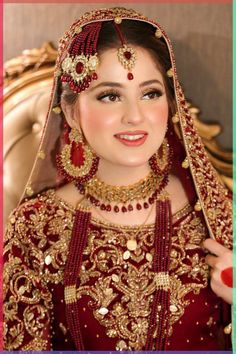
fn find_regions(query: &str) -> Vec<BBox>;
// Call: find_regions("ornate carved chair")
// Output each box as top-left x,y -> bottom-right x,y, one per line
3,42 -> 233,227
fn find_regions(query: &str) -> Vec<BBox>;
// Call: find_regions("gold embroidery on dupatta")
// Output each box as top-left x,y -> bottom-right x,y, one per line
173,81 -> 232,246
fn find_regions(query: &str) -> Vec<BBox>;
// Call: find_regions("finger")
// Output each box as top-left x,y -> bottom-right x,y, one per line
203,238 -> 227,257
205,254 -> 217,268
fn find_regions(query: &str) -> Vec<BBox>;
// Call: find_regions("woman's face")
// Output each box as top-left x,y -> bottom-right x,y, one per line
71,46 -> 169,169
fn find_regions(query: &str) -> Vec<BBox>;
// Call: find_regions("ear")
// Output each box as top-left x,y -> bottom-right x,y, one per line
61,99 -> 81,131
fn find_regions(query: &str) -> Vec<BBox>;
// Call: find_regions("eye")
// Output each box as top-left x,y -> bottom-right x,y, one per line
142,89 -> 163,100
97,91 -> 121,103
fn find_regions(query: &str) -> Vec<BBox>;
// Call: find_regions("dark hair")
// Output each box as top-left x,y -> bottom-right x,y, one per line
61,20 -> 176,116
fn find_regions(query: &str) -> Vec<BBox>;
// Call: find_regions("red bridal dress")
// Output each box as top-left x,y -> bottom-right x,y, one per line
3,189 -> 231,351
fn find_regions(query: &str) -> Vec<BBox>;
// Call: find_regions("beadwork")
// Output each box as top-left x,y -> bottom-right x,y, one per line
60,22 -> 102,93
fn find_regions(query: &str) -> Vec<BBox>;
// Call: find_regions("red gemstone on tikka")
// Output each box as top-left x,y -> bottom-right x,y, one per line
75,62 -> 84,74
144,202 -> 149,209
127,72 -> 134,80
124,51 -> 132,60
106,205 -> 112,212
136,203 -> 142,210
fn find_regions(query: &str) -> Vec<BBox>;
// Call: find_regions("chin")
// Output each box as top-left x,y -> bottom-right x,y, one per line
99,152 -> 153,169
116,157 -> 151,168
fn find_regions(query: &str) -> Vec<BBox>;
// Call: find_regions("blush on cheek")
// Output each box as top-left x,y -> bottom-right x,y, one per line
152,106 -> 169,128
81,106 -> 120,138
79,103 -> 104,136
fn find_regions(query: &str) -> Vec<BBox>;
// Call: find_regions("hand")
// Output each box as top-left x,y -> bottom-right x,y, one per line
203,238 -> 233,304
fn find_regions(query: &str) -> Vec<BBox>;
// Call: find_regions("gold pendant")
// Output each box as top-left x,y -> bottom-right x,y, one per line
126,239 -> 137,251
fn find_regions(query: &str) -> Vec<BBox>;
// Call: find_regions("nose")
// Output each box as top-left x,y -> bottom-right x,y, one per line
121,101 -> 145,125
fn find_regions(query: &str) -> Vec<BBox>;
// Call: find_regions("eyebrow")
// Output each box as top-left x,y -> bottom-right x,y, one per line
90,79 -> 164,91
140,79 -> 164,88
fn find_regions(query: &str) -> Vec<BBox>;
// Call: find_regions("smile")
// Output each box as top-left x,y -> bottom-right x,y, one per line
118,134 -> 145,141
114,131 -> 148,147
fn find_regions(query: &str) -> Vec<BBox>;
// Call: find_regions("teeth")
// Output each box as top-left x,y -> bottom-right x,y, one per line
118,134 -> 144,141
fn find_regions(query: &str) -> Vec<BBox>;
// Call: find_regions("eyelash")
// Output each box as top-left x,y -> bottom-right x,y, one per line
96,89 -> 164,102
97,90 -> 120,102
142,89 -> 163,100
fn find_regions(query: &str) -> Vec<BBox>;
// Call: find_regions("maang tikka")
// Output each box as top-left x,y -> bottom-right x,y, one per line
113,19 -> 137,80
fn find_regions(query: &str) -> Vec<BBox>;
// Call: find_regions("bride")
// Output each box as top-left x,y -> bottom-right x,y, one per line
4,7 -> 233,351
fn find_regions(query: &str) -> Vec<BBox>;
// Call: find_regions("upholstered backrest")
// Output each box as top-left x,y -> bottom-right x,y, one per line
4,43 -> 56,225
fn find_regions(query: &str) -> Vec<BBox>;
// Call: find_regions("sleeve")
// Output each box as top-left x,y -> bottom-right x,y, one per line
3,204 -> 53,350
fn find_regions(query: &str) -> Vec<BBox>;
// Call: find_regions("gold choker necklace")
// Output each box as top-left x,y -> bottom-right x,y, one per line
75,171 -> 169,213
85,171 -> 158,204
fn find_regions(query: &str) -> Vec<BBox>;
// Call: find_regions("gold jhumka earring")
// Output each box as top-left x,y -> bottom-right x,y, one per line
56,127 -> 99,184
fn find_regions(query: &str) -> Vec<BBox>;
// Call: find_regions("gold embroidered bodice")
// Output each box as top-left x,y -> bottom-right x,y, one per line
4,189 -> 216,351
76,204 -> 209,350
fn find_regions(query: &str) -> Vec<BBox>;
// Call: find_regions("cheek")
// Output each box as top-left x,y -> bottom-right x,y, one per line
150,103 -> 169,132
83,116 -> 101,137
78,102 -> 100,136
79,104 -> 117,142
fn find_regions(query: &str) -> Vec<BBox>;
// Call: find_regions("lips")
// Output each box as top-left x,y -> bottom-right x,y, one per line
114,131 -> 148,147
